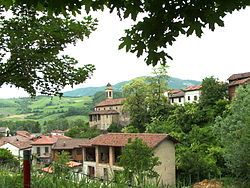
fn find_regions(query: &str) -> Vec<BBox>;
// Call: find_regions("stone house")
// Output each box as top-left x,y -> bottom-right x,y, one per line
80,133 -> 177,186
89,83 -> 129,130
31,135 -> 70,164
228,72 -> 250,99
52,138 -> 89,162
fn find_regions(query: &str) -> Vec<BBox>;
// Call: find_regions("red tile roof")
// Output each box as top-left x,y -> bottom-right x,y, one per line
9,140 -> 32,149
89,110 -> 119,115
95,98 -> 126,107
0,135 -> 30,146
183,85 -> 202,92
53,138 -> 89,150
31,135 -> 70,145
228,72 -> 250,81
80,133 -> 177,148
229,77 -> 250,86
16,131 -> 36,139
42,167 -> 53,173
67,161 -> 82,167
169,90 -> 184,98
169,89 -> 182,94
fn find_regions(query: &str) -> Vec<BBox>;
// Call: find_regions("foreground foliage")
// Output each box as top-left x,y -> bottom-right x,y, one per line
0,6 -> 97,96
1,1 -> 248,67
215,85 -> 250,180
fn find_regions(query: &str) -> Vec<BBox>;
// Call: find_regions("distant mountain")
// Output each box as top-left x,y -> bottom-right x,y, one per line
63,77 -> 201,97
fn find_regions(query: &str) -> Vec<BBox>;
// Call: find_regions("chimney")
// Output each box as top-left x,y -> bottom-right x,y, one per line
63,141 -> 66,147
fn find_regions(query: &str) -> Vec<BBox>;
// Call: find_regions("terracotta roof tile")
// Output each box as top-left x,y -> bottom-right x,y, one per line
16,131 -> 36,139
9,140 -> 32,149
80,133 -> 177,148
228,72 -> 250,81
67,161 -> 82,167
229,77 -> 250,86
89,110 -> 119,115
31,135 -> 70,145
0,135 -> 30,146
169,89 -> 182,94
95,98 -> 126,107
183,85 -> 202,92
169,90 -> 184,98
42,167 -> 53,173
53,138 -> 89,150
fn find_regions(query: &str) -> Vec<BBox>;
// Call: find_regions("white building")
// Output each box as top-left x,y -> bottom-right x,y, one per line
168,85 -> 202,105
0,141 -> 32,158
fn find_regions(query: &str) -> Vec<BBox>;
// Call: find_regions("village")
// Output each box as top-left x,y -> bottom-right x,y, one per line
0,71 -> 249,187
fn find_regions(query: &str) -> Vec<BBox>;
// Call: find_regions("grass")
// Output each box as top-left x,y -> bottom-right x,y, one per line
0,96 -> 92,123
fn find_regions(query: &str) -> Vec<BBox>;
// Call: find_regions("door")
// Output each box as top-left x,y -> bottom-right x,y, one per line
88,166 -> 95,177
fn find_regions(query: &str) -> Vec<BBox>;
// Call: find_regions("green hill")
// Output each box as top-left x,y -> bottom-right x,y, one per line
0,96 -> 92,124
63,77 -> 201,97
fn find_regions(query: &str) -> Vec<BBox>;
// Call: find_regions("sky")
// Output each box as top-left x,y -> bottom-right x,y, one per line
0,7 -> 250,98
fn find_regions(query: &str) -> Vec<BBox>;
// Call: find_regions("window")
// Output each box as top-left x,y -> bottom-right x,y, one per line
37,147 -> 40,155
194,96 -> 198,101
106,115 -> 108,118
188,96 -> 190,101
172,98 -> 174,103
45,147 -> 49,154
179,97 -> 181,103
109,107 -> 111,110
104,108 -> 105,110
109,91 -> 112,97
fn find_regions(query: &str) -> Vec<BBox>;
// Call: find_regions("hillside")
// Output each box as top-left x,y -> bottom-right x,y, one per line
0,96 -> 91,124
63,77 -> 201,97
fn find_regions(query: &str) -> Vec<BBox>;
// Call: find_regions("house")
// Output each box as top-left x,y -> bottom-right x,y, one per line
31,135 -> 70,164
183,85 -> 202,103
80,133 -> 177,186
228,72 -> 250,99
168,85 -> 202,105
52,138 -> 89,162
51,130 -> 68,136
0,127 -> 10,137
16,131 -> 37,139
168,89 -> 185,105
0,140 -> 32,158
89,83 -> 129,130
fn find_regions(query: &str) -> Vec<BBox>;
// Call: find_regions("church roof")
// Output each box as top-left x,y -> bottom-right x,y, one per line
95,98 -> 126,107
106,83 -> 112,87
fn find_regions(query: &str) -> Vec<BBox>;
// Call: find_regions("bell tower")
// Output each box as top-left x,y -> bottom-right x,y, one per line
105,83 -> 113,99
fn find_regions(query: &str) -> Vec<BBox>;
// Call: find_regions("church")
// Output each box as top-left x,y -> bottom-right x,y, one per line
89,83 -> 130,130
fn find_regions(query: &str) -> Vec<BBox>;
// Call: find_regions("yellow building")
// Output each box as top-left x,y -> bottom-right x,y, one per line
80,133 -> 177,186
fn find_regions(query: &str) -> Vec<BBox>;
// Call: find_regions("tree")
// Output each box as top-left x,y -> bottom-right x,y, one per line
118,138 -> 161,186
1,1 -> 248,66
0,3 -> 248,95
107,122 -> 122,133
200,77 -> 229,107
215,85 -> 250,180
0,148 -> 16,164
122,78 -> 150,132
0,6 -> 97,96
146,65 -> 172,118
